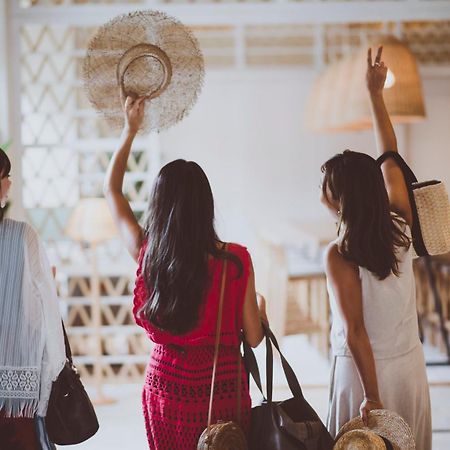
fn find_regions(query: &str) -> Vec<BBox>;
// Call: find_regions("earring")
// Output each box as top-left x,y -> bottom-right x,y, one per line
335,210 -> 342,235
0,198 -> 5,209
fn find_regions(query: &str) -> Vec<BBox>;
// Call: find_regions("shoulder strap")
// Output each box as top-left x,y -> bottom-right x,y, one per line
207,247 -> 229,429
377,151 -> 418,184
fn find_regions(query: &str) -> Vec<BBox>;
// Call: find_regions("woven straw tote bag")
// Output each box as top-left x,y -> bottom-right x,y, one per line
197,249 -> 247,450
378,151 -> 450,256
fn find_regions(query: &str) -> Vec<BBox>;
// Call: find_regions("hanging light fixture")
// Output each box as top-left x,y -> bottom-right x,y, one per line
307,35 -> 426,133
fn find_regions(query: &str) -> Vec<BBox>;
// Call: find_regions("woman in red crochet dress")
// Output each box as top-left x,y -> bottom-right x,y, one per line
104,96 -> 267,450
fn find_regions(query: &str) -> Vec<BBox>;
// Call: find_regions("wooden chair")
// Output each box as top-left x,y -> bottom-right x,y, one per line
255,236 -> 331,358
414,254 -> 450,362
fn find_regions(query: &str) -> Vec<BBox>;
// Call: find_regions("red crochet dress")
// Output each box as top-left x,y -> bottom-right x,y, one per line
133,242 -> 251,450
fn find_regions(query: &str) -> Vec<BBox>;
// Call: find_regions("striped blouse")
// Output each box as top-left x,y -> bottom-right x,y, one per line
0,219 -> 65,417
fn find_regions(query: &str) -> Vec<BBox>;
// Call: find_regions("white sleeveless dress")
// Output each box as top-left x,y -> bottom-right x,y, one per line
326,224 -> 432,450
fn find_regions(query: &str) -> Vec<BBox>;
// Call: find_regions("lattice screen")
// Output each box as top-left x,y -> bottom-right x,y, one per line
60,273 -> 151,382
19,23 -> 154,382
403,21 -> 450,64
197,21 -> 450,67
245,25 -> 316,67
21,25 -> 151,242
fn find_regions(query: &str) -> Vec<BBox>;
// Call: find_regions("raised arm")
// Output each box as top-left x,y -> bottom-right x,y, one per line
367,46 -> 413,227
325,243 -> 383,425
103,96 -> 145,262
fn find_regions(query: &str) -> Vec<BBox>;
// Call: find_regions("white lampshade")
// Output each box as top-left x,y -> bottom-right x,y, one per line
307,35 -> 426,133
66,198 -> 118,244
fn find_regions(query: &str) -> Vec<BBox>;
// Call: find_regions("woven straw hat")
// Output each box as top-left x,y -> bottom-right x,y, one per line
83,10 -> 204,133
334,429 -> 391,449
334,410 -> 415,450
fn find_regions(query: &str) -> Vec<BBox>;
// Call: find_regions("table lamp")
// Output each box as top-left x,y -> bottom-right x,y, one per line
66,197 -> 118,404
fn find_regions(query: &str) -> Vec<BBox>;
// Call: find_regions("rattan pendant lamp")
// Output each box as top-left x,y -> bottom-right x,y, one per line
307,35 -> 426,132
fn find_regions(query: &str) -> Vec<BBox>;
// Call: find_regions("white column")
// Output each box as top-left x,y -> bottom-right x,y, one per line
2,0 -> 25,220
0,0 -> 10,143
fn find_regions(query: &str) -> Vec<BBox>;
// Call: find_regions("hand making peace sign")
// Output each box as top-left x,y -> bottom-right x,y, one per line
366,46 -> 388,95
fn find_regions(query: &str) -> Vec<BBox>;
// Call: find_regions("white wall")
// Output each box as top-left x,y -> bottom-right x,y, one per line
159,69 -> 443,254
409,76 -> 450,189
162,72 -> 350,245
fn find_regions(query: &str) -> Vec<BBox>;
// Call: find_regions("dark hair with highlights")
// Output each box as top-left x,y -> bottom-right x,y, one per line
321,150 -> 410,280
0,148 -> 11,222
139,159 -> 242,335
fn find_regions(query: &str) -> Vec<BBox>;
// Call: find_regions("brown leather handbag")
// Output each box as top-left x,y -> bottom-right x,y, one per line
243,324 -> 334,450
197,251 -> 248,450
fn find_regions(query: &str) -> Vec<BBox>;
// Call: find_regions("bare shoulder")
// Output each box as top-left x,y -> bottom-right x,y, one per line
324,241 -> 343,270
324,241 -> 358,280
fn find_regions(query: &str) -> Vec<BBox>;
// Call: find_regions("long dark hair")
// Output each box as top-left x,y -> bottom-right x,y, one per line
139,159 -> 242,335
0,148 -> 11,222
321,150 -> 410,280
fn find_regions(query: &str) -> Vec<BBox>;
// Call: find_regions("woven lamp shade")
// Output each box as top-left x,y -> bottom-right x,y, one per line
307,35 -> 426,133
66,198 -> 118,245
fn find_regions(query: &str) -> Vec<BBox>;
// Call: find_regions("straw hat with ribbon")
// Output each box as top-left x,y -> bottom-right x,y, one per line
83,10 -> 204,133
334,410 -> 415,450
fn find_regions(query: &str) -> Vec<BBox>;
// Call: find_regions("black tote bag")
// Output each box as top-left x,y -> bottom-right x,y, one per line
243,324 -> 334,450
45,322 -> 99,445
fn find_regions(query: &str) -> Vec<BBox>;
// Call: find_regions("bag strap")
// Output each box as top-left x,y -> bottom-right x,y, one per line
235,318 -> 242,423
377,151 -> 418,184
243,323 -> 304,403
265,323 -> 304,402
61,320 -> 73,365
243,339 -> 263,394
207,246 -> 229,429
376,151 -> 428,256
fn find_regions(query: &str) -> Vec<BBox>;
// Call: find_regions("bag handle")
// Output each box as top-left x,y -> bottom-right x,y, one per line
244,323 -> 304,403
265,323 -> 304,402
376,151 -> 427,256
243,338 -> 263,393
207,245 -> 230,429
61,320 -> 73,365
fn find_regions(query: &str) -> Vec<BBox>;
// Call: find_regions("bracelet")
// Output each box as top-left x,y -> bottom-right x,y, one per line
364,396 -> 380,404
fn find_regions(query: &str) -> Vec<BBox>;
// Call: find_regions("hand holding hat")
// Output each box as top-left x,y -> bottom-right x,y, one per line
360,397 -> 384,426
123,96 -> 146,136
334,410 -> 415,450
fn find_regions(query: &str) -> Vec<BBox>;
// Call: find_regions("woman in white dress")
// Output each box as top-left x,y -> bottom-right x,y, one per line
321,47 -> 432,449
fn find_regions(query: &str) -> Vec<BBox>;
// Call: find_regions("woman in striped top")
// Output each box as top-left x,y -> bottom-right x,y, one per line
0,148 -> 66,450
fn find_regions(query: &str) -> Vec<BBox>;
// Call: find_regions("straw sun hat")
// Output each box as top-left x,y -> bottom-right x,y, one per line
83,10 -> 205,133
334,410 -> 415,450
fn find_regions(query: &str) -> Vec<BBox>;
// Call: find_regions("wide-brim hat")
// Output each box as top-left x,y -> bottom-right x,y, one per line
334,410 -> 415,450
83,10 -> 204,133
334,429 -> 394,449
